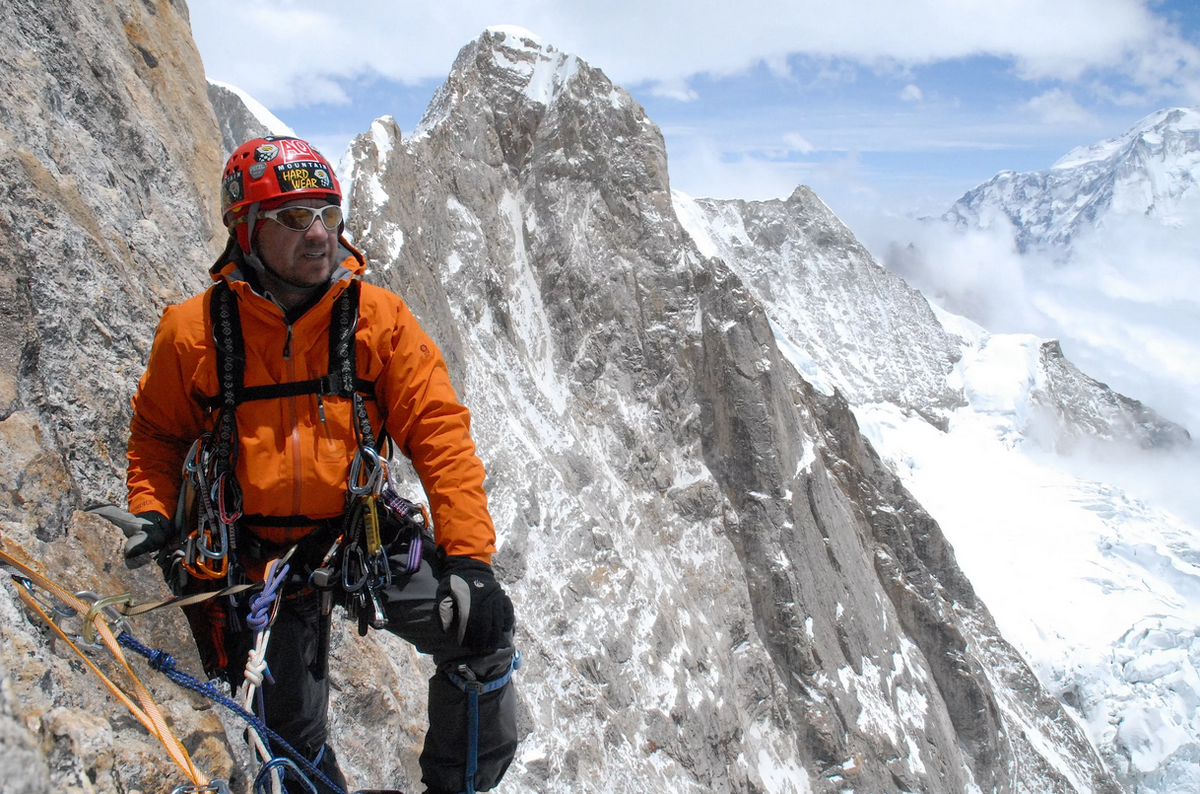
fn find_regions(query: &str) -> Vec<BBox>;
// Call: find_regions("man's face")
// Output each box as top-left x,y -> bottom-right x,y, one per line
255,197 -> 339,288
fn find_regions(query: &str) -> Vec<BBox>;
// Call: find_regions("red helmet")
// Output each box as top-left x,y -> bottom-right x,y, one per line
220,136 -> 341,252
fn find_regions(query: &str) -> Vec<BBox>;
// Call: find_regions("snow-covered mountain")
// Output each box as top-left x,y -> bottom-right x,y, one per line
945,107 -> 1200,253
0,6 -> 1193,794
207,78 -> 295,162
680,135 -> 1199,791
336,25 -> 1153,794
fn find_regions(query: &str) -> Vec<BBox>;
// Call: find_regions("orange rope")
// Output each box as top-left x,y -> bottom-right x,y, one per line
0,545 -> 206,786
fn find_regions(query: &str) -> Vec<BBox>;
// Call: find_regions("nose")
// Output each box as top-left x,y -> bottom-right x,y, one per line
304,213 -> 332,241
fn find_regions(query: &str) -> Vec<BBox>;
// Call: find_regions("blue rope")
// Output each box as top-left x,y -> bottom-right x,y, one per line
117,632 -> 346,794
246,562 -> 289,632
254,757 -> 318,794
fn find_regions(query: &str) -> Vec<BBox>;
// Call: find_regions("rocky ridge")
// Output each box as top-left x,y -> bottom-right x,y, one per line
675,189 -> 1190,452
340,26 -> 1121,793
207,79 -> 293,162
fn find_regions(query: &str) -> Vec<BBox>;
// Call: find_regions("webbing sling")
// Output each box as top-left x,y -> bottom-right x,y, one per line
445,650 -> 522,794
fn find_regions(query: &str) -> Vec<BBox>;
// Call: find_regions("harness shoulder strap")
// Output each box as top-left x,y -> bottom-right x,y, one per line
202,280 -> 375,411
209,281 -> 242,477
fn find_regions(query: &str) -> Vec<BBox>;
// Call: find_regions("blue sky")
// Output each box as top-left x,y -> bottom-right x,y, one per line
190,0 -> 1200,236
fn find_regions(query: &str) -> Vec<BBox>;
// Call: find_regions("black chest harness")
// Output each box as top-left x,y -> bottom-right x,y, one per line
178,278 -> 427,634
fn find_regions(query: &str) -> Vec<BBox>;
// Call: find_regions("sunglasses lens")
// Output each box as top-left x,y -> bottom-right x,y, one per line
268,205 -> 342,231
319,205 -> 343,229
274,207 -> 318,230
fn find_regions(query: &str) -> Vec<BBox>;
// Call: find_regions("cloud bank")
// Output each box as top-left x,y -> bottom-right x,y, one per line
190,0 -> 1200,109
878,211 -> 1200,437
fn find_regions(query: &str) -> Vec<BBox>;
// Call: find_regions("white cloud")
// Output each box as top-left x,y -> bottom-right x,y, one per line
189,0 -> 1200,109
1023,89 -> 1097,126
899,84 -> 923,102
782,132 -> 815,153
648,78 -> 699,102
878,209 -> 1200,435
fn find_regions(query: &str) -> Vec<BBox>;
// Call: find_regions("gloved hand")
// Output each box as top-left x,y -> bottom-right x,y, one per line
86,505 -> 175,568
436,556 -> 515,650
122,511 -> 175,567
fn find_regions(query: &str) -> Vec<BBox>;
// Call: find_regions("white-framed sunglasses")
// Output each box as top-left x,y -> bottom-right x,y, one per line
259,204 -> 343,232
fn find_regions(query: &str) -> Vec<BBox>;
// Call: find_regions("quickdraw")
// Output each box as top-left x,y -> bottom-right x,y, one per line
340,441 -> 429,635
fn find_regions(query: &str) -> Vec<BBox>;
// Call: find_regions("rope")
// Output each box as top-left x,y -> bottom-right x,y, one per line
240,558 -> 289,794
0,546 -> 205,786
117,633 -> 348,794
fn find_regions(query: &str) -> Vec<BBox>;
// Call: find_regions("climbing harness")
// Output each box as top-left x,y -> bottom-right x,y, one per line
184,278 -> 426,610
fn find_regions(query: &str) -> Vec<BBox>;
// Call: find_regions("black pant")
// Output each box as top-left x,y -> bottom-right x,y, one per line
221,556 -> 519,794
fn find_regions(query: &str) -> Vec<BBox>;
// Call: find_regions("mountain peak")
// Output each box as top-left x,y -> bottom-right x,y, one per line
414,26 -> 581,138
1052,105 -> 1200,170
948,104 -> 1200,251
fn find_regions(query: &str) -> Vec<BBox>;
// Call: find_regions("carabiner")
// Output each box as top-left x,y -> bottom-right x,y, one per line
80,592 -> 136,644
348,446 -> 383,496
369,549 -> 392,590
342,545 -> 368,593
182,438 -> 204,475
171,780 -> 231,794
197,522 -> 228,561
214,474 -> 243,525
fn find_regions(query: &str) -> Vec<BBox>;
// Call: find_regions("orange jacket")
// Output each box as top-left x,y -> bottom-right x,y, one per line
126,244 -> 495,563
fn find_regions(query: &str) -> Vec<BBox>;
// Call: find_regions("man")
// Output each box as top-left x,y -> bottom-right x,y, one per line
122,136 -> 518,794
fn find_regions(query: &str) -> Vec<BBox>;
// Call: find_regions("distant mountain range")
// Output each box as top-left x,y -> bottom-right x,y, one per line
945,107 -> 1200,253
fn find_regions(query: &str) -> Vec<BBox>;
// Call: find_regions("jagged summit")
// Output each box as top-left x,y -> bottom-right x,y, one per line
946,105 -> 1200,251
415,27 -> 599,139
206,78 -> 295,161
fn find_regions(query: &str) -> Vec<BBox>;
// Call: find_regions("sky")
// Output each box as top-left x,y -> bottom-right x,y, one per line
189,0 -> 1200,430
190,0 -> 1200,226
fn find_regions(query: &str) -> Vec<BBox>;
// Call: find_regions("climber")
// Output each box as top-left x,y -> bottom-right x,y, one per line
121,136 -> 518,794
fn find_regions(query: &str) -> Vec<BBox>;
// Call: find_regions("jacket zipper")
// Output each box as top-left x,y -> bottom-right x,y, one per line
283,321 -> 303,516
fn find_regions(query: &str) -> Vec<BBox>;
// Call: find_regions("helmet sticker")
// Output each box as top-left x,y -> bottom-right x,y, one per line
278,139 -> 317,160
248,162 -> 267,179
220,170 -> 244,209
254,143 -> 280,162
273,161 -> 334,193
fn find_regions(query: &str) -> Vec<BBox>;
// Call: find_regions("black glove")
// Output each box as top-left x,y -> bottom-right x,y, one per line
87,505 -> 175,568
436,556 -> 515,650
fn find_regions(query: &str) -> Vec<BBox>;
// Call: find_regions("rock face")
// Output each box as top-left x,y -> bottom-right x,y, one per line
945,107 -> 1200,253
0,9 -> 1134,794
0,0 -> 227,791
675,191 -> 1190,452
207,79 -> 294,162
340,25 -> 1121,793
675,187 -> 964,415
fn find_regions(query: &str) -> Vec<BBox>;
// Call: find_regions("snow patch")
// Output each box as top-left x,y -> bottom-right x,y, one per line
208,79 -> 295,136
